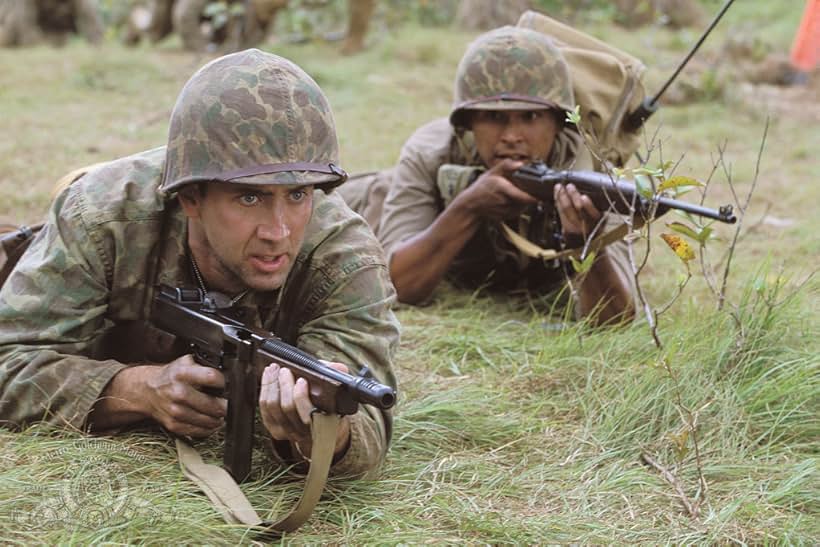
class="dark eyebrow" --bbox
[229,186,273,196]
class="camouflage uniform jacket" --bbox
[0,147,400,477]
[377,118,636,296]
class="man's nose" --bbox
[499,121,524,143]
[256,211,290,241]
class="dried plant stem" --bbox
[718,118,769,310]
[640,452,699,518]
[663,358,708,511]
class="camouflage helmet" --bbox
[449,26,575,129]
[161,48,347,195]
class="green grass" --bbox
[1,2,818,543]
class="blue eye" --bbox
[239,194,260,206]
[290,188,308,202]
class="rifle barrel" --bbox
[656,196,737,223]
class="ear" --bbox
[177,186,203,219]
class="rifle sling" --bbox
[499,221,630,262]
[176,411,340,537]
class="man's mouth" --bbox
[494,153,531,162]
[248,254,288,273]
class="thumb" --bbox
[488,158,525,177]
[319,360,350,375]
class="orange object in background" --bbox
[790,0,819,72]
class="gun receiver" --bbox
[151,285,397,482]
[510,163,737,224]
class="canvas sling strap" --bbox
[498,221,630,263]
[176,411,341,537]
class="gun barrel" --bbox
[657,196,737,223]
[260,338,396,410]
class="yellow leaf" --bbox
[658,175,703,193]
[661,233,695,262]
[667,428,690,459]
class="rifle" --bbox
[151,284,397,483]
[510,162,737,224]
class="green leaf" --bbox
[696,226,713,244]
[667,429,690,460]
[666,221,700,241]
[565,105,581,126]
[657,160,675,175]
[204,2,226,17]
[635,174,654,199]
[633,166,664,178]
[569,250,596,274]
[658,175,703,193]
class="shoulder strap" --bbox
[176,411,340,539]
[0,223,45,288]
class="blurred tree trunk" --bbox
[71,0,104,44]
[612,0,655,28]
[341,0,374,55]
[146,0,174,42]
[614,0,706,29]
[241,0,288,49]
[656,0,706,29]
[0,0,43,46]
[0,0,102,47]
[455,0,532,31]
[173,0,206,50]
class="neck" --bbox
[187,229,244,296]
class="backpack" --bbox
[517,10,649,168]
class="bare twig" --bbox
[662,357,708,508]
[718,118,769,310]
[640,452,699,518]
[714,201,772,269]
[655,268,692,316]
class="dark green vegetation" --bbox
[0,2,817,543]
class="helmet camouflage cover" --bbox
[450,26,576,128]
[161,48,347,194]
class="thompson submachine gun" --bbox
[151,284,397,482]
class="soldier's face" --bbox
[181,182,314,293]
[470,109,560,168]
